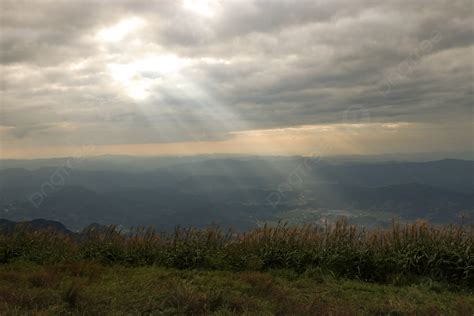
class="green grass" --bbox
[1,220,473,314]
[0,261,473,315]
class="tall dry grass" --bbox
[1,219,473,286]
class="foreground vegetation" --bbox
[2,219,473,287]
[1,262,473,315]
[1,219,473,314]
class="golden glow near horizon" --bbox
[1,122,470,159]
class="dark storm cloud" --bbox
[0,0,472,149]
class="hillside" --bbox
[1,218,473,314]
[1,263,473,315]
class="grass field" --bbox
[1,220,473,314]
[1,261,473,315]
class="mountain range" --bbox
[1,156,472,231]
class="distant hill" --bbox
[0,158,472,230]
[1,183,471,231]
[1,158,472,194]
[312,159,474,194]
[0,218,71,235]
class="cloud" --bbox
[0,0,472,157]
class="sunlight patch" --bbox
[182,0,216,17]
[107,55,191,100]
[96,17,144,43]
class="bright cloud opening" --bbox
[183,0,216,17]
[107,55,191,100]
[97,17,144,42]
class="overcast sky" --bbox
[1,0,472,158]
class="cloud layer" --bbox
[1,0,472,157]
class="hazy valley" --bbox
[1,156,472,231]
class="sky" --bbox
[0,0,472,158]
